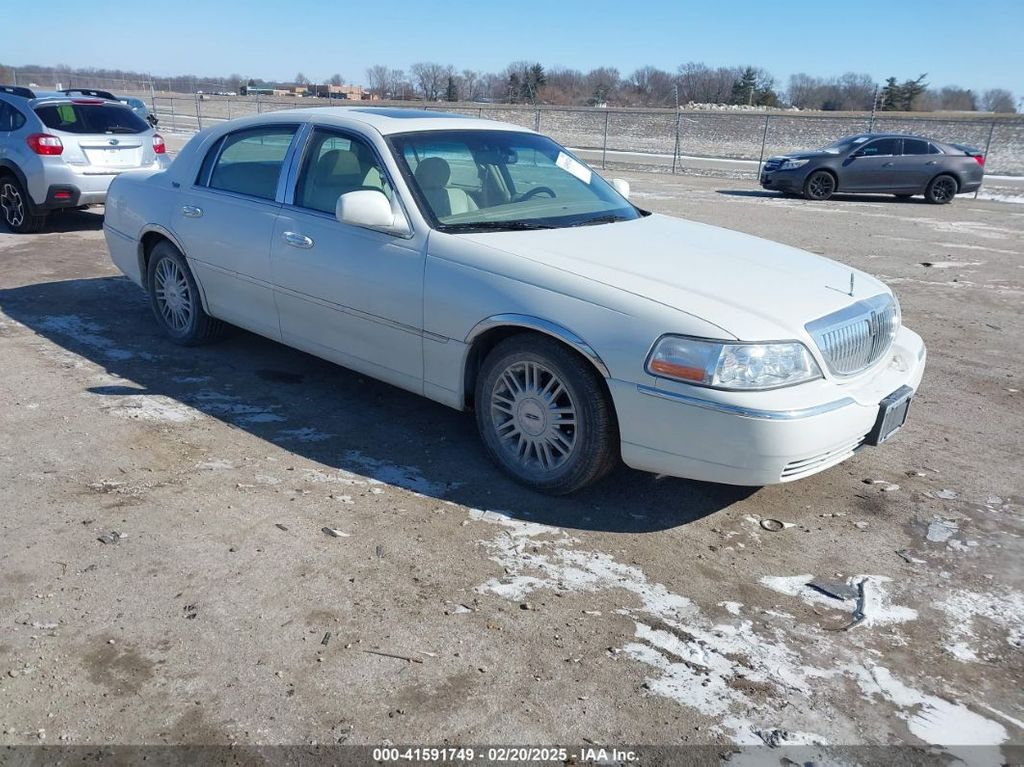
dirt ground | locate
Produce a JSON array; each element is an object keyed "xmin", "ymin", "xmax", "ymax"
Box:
[{"xmin": 0, "ymin": 168, "xmax": 1021, "ymax": 763}]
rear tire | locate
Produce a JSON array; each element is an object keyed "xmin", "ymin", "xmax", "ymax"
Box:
[
  {"xmin": 474, "ymin": 335, "xmax": 618, "ymax": 495},
  {"xmin": 925, "ymin": 174, "xmax": 958, "ymax": 204},
  {"xmin": 146, "ymin": 240, "xmax": 224, "ymax": 345},
  {"xmin": 0, "ymin": 175, "xmax": 47, "ymax": 233},
  {"xmin": 803, "ymin": 170, "xmax": 836, "ymax": 201}
]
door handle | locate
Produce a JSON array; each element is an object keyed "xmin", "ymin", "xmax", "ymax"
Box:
[
  {"xmin": 181, "ymin": 205, "xmax": 203, "ymax": 218},
  {"xmin": 882, "ymin": 162, "xmax": 894, "ymax": 167},
  {"xmin": 282, "ymin": 231, "xmax": 314, "ymax": 249},
  {"xmin": 926, "ymin": 161, "xmax": 938, "ymax": 165}
]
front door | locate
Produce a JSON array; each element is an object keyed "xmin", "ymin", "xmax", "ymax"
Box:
[
  {"xmin": 173, "ymin": 123, "xmax": 300, "ymax": 341},
  {"xmin": 841, "ymin": 137, "xmax": 901, "ymax": 191},
  {"xmin": 269, "ymin": 127, "xmax": 425, "ymax": 394}
]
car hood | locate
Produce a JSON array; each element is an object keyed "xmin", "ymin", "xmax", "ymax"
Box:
[{"xmin": 457, "ymin": 213, "xmax": 888, "ymax": 340}]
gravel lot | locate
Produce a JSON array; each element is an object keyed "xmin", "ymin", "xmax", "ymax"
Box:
[{"xmin": 0, "ymin": 169, "xmax": 1021, "ymax": 762}]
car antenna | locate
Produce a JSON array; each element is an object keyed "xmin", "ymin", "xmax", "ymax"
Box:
[{"xmin": 849, "ymin": 272, "xmax": 855, "ymax": 296}]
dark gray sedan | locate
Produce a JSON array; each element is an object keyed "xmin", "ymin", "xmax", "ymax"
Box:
[{"xmin": 760, "ymin": 133, "xmax": 985, "ymax": 204}]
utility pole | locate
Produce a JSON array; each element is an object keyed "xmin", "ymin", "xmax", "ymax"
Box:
[{"xmin": 869, "ymin": 85, "xmax": 879, "ymax": 132}]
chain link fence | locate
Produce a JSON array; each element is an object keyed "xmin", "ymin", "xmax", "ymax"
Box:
[
  {"xmin": 7, "ymin": 71, "xmax": 1022, "ymax": 177},
  {"xmin": 138, "ymin": 95, "xmax": 1023, "ymax": 177}
]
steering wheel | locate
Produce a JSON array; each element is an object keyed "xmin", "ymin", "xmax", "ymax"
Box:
[{"xmin": 516, "ymin": 186, "xmax": 556, "ymax": 202}]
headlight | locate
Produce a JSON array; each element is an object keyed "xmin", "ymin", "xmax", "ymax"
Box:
[
  {"xmin": 646, "ymin": 336, "xmax": 823, "ymax": 390},
  {"xmin": 779, "ymin": 158, "xmax": 809, "ymax": 171}
]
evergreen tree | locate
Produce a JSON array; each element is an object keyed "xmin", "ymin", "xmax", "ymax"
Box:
[
  {"xmin": 731, "ymin": 67, "xmax": 758, "ymax": 105},
  {"xmin": 445, "ymin": 75, "xmax": 458, "ymax": 102},
  {"xmin": 880, "ymin": 77, "xmax": 901, "ymax": 110}
]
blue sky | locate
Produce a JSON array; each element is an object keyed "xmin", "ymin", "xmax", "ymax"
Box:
[{"xmin": 2, "ymin": 0, "xmax": 1021, "ymax": 95}]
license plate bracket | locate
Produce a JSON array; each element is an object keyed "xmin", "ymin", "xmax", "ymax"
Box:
[{"xmin": 866, "ymin": 385, "xmax": 914, "ymax": 446}]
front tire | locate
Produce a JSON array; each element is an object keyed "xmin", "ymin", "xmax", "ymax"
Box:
[
  {"xmin": 474, "ymin": 335, "xmax": 618, "ymax": 495},
  {"xmin": 146, "ymin": 241, "xmax": 224, "ymax": 345},
  {"xmin": 925, "ymin": 174, "xmax": 958, "ymax": 204},
  {"xmin": 0, "ymin": 175, "xmax": 46, "ymax": 233},
  {"xmin": 803, "ymin": 170, "xmax": 836, "ymax": 201}
]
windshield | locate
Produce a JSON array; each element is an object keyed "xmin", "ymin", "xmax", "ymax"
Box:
[
  {"xmin": 389, "ymin": 130, "xmax": 639, "ymax": 232},
  {"xmin": 34, "ymin": 103, "xmax": 149, "ymax": 135},
  {"xmin": 819, "ymin": 135, "xmax": 871, "ymax": 154}
]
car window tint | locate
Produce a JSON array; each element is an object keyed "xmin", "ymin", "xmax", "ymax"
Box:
[
  {"xmin": 295, "ymin": 129, "xmax": 393, "ymax": 215},
  {"xmin": 928, "ymin": 143, "xmax": 943, "ymax": 155},
  {"xmin": 902, "ymin": 138, "xmax": 930, "ymax": 155},
  {"xmin": 858, "ymin": 138, "xmax": 899, "ymax": 156},
  {"xmin": 33, "ymin": 103, "xmax": 148, "ymax": 135},
  {"xmin": 208, "ymin": 126, "xmax": 297, "ymax": 200},
  {"xmin": 0, "ymin": 102, "xmax": 17, "ymax": 131}
]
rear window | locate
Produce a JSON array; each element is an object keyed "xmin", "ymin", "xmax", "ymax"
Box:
[{"xmin": 33, "ymin": 103, "xmax": 149, "ymax": 135}]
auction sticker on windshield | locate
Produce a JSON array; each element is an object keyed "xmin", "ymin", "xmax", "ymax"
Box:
[{"xmin": 556, "ymin": 151, "xmax": 592, "ymax": 184}]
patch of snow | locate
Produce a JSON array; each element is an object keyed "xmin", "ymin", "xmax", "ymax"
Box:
[
  {"xmin": 927, "ymin": 518, "xmax": 959, "ymax": 542},
  {"xmin": 852, "ymin": 665, "xmax": 1007, "ymax": 761},
  {"xmin": 103, "ymin": 395, "xmax": 198, "ymax": 423},
  {"xmin": 277, "ymin": 427, "xmax": 334, "ymax": 443},
  {"xmin": 934, "ymin": 588, "xmax": 1024, "ymax": 660},
  {"xmin": 342, "ymin": 450, "xmax": 449, "ymax": 496},
  {"xmin": 35, "ymin": 315, "xmax": 155, "ymax": 361},
  {"xmin": 719, "ymin": 601, "xmax": 743, "ymax": 616},
  {"xmin": 760, "ymin": 574, "xmax": 917, "ymax": 629}
]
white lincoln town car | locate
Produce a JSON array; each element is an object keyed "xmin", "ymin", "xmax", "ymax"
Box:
[{"xmin": 103, "ymin": 108, "xmax": 926, "ymax": 494}]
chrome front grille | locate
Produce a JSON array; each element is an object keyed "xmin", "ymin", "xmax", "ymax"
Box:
[{"xmin": 806, "ymin": 293, "xmax": 899, "ymax": 376}]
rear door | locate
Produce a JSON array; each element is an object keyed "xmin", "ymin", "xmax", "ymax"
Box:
[
  {"xmin": 173, "ymin": 123, "xmax": 301, "ymax": 340},
  {"xmin": 894, "ymin": 138, "xmax": 938, "ymax": 190},
  {"xmin": 33, "ymin": 101, "xmax": 155, "ymax": 171},
  {"xmin": 841, "ymin": 137, "xmax": 901, "ymax": 191}
]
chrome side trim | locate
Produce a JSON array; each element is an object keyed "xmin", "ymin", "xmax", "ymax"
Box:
[
  {"xmin": 466, "ymin": 314, "xmax": 610, "ymax": 378},
  {"xmin": 636, "ymin": 383, "xmax": 855, "ymax": 421}
]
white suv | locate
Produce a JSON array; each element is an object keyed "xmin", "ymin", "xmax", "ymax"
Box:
[{"xmin": 0, "ymin": 85, "xmax": 169, "ymax": 233}]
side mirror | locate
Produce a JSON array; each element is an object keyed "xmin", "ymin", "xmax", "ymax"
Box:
[
  {"xmin": 336, "ymin": 190, "xmax": 409, "ymax": 235},
  {"xmin": 850, "ymin": 150, "xmax": 864, "ymax": 158},
  {"xmin": 611, "ymin": 178, "xmax": 631, "ymax": 199}
]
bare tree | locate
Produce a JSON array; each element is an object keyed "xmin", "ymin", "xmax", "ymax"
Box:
[
  {"xmin": 410, "ymin": 62, "xmax": 450, "ymax": 101},
  {"xmin": 328, "ymin": 73, "xmax": 343, "ymax": 86},
  {"xmin": 981, "ymin": 88, "xmax": 1016, "ymax": 113},
  {"xmin": 294, "ymin": 72, "xmax": 309, "ymax": 85},
  {"xmin": 365, "ymin": 64, "xmax": 389, "ymax": 97},
  {"xmin": 460, "ymin": 69, "xmax": 480, "ymax": 101},
  {"xmin": 544, "ymin": 67, "xmax": 587, "ymax": 104},
  {"xmin": 584, "ymin": 67, "xmax": 620, "ymax": 105}
]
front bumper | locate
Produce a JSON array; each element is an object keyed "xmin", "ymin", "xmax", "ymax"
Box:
[
  {"xmin": 760, "ymin": 169, "xmax": 806, "ymax": 193},
  {"xmin": 610, "ymin": 325, "xmax": 927, "ymax": 486}
]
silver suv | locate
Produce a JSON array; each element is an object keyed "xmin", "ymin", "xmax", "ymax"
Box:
[{"xmin": 0, "ymin": 85, "xmax": 170, "ymax": 233}]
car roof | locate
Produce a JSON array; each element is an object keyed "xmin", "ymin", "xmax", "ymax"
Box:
[{"xmin": 213, "ymin": 106, "xmax": 533, "ymax": 136}]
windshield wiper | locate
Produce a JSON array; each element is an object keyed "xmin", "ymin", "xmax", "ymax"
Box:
[
  {"xmin": 105, "ymin": 127, "xmax": 139, "ymax": 134},
  {"xmin": 567, "ymin": 214, "xmax": 628, "ymax": 227},
  {"xmin": 444, "ymin": 221, "xmax": 554, "ymax": 232}
]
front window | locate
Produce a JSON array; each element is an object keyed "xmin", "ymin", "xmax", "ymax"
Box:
[
  {"xmin": 820, "ymin": 135, "xmax": 870, "ymax": 154},
  {"xmin": 294, "ymin": 128, "xmax": 393, "ymax": 215},
  {"xmin": 855, "ymin": 138, "xmax": 900, "ymax": 157},
  {"xmin": 389, "ymin": 130, "xmax": 640, "ymax": 232},
  {"xmin": 33, "ymin": 103, "xmax": 149, "ymax": 135}
]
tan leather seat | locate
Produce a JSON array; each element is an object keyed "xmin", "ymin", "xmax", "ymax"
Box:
[
  {"xmin": 299, "ymin": 149, "xmax": 366, "ymax": 213},
  {"xmin": 414, "ymin": 157, "xmax": 477, "ymax": 218}
]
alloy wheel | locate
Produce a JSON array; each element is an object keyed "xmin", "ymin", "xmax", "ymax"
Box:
[
  {"xmin": 931, "ymin": 177, "xmax": 956, "ymax": 203},
  {"xmin": 0, "ymin": 182, "xmax": 25, "ymax": 228},
  {"xmin": 153, "ymin": 257, "xmax": 193, "ymax": 332},
  {"xmin": 489, "ymin": 360, "xmax": 578, "ymax": 472},
  {"xmin": 808, "ymin": 173, "xmax": 835, "ymax": 200}
]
